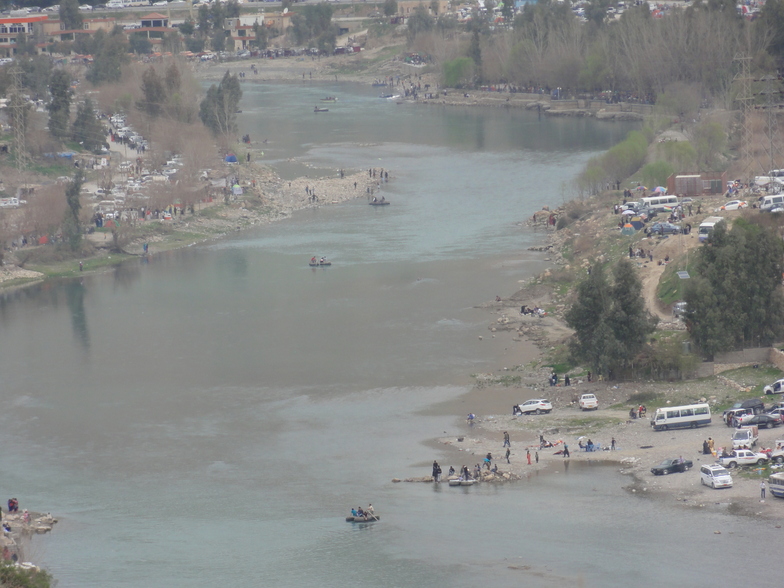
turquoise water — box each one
[5,84,775,588]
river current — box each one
[1,82,778,587]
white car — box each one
[516,399,552,415]
[720,200,748,211]
[579,394,598,410]
[764,378,784,394]
[700,464,733,488]
[717,449,768,468]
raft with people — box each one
[309,257,331,267]
[345,515,380,522]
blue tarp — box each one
[224,154,238,163]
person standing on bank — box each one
[503,431,510,447]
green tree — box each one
[198,5,212,35]
[59,0,84,31]
[129,32,153,55]
[211,28,227,52]
[179,20,195,36]
[407,4,434,40]
[443,56,474,87]
[185,35,206,53]
[383,0,398,17]
[762,0,784,58]
[199,70,242,136]
[252,22,269,50]
[565,259,657,377]
[467,28,482,80]
[85,30,129,85]
[72,98,105,152]
[47,69,72,139]
[691,120,726,170]
[137,66,166,117]
[0,561,52,588]
[63,169,84,251]
[684,219,784,355]
[225,0,241,18]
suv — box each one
[516,399,552,415]
[700,464,733,488]
[717,449,768,468]
[579,394,598,410]
[764,378,784,395]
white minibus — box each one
[650,403,711,431]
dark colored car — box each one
[651,458,693,475]
[647,222,682,235]
[742,414,782,429]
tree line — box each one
[410,0,777,105]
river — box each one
[2,83,778,588]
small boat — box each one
[369,200,390,206]
[314,107,329,113]
[386,95,401,101]
[309,261,332,267]
[320,97,337,102]
[448,479,476,486]
[379,93,394,99]
[346,515,380,522]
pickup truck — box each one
[579,394,598,411]
[732,425,758,449]
[718,449,768,468]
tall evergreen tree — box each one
[565,259,657,377]
[72,98,105,152]
[199,70,242,136]
[48,69,72,139]
[684,219,784,355]
[63,169,84,251]
[59,0,84,31]
[138,66,166,118]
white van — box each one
[698,216,725,242]
[641,195,679,212]
[700,464,733,489]
[650,403,711,431]
[759,194,784,212]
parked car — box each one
[718,449,769,468]
[739,414,782,429]
[700,464,733,488]
[723,398,765,421]
[764,378,784,395]
[515,399,552,415]
[765,408,784,422]
[651,457,693,475]
[647,222,681,235]
[578,394,598,410]
[721,200,748,211]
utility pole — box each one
[733,53,755,181]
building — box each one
[42,18,116,43]
[0,14,48,57]
[667,172,727,197]
[133,12,175,43]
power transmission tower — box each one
[733,53,755,178]
[755,74,784,175]
[9,65,30,175]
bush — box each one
[0,562,52,588]
[443,57,474,88]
